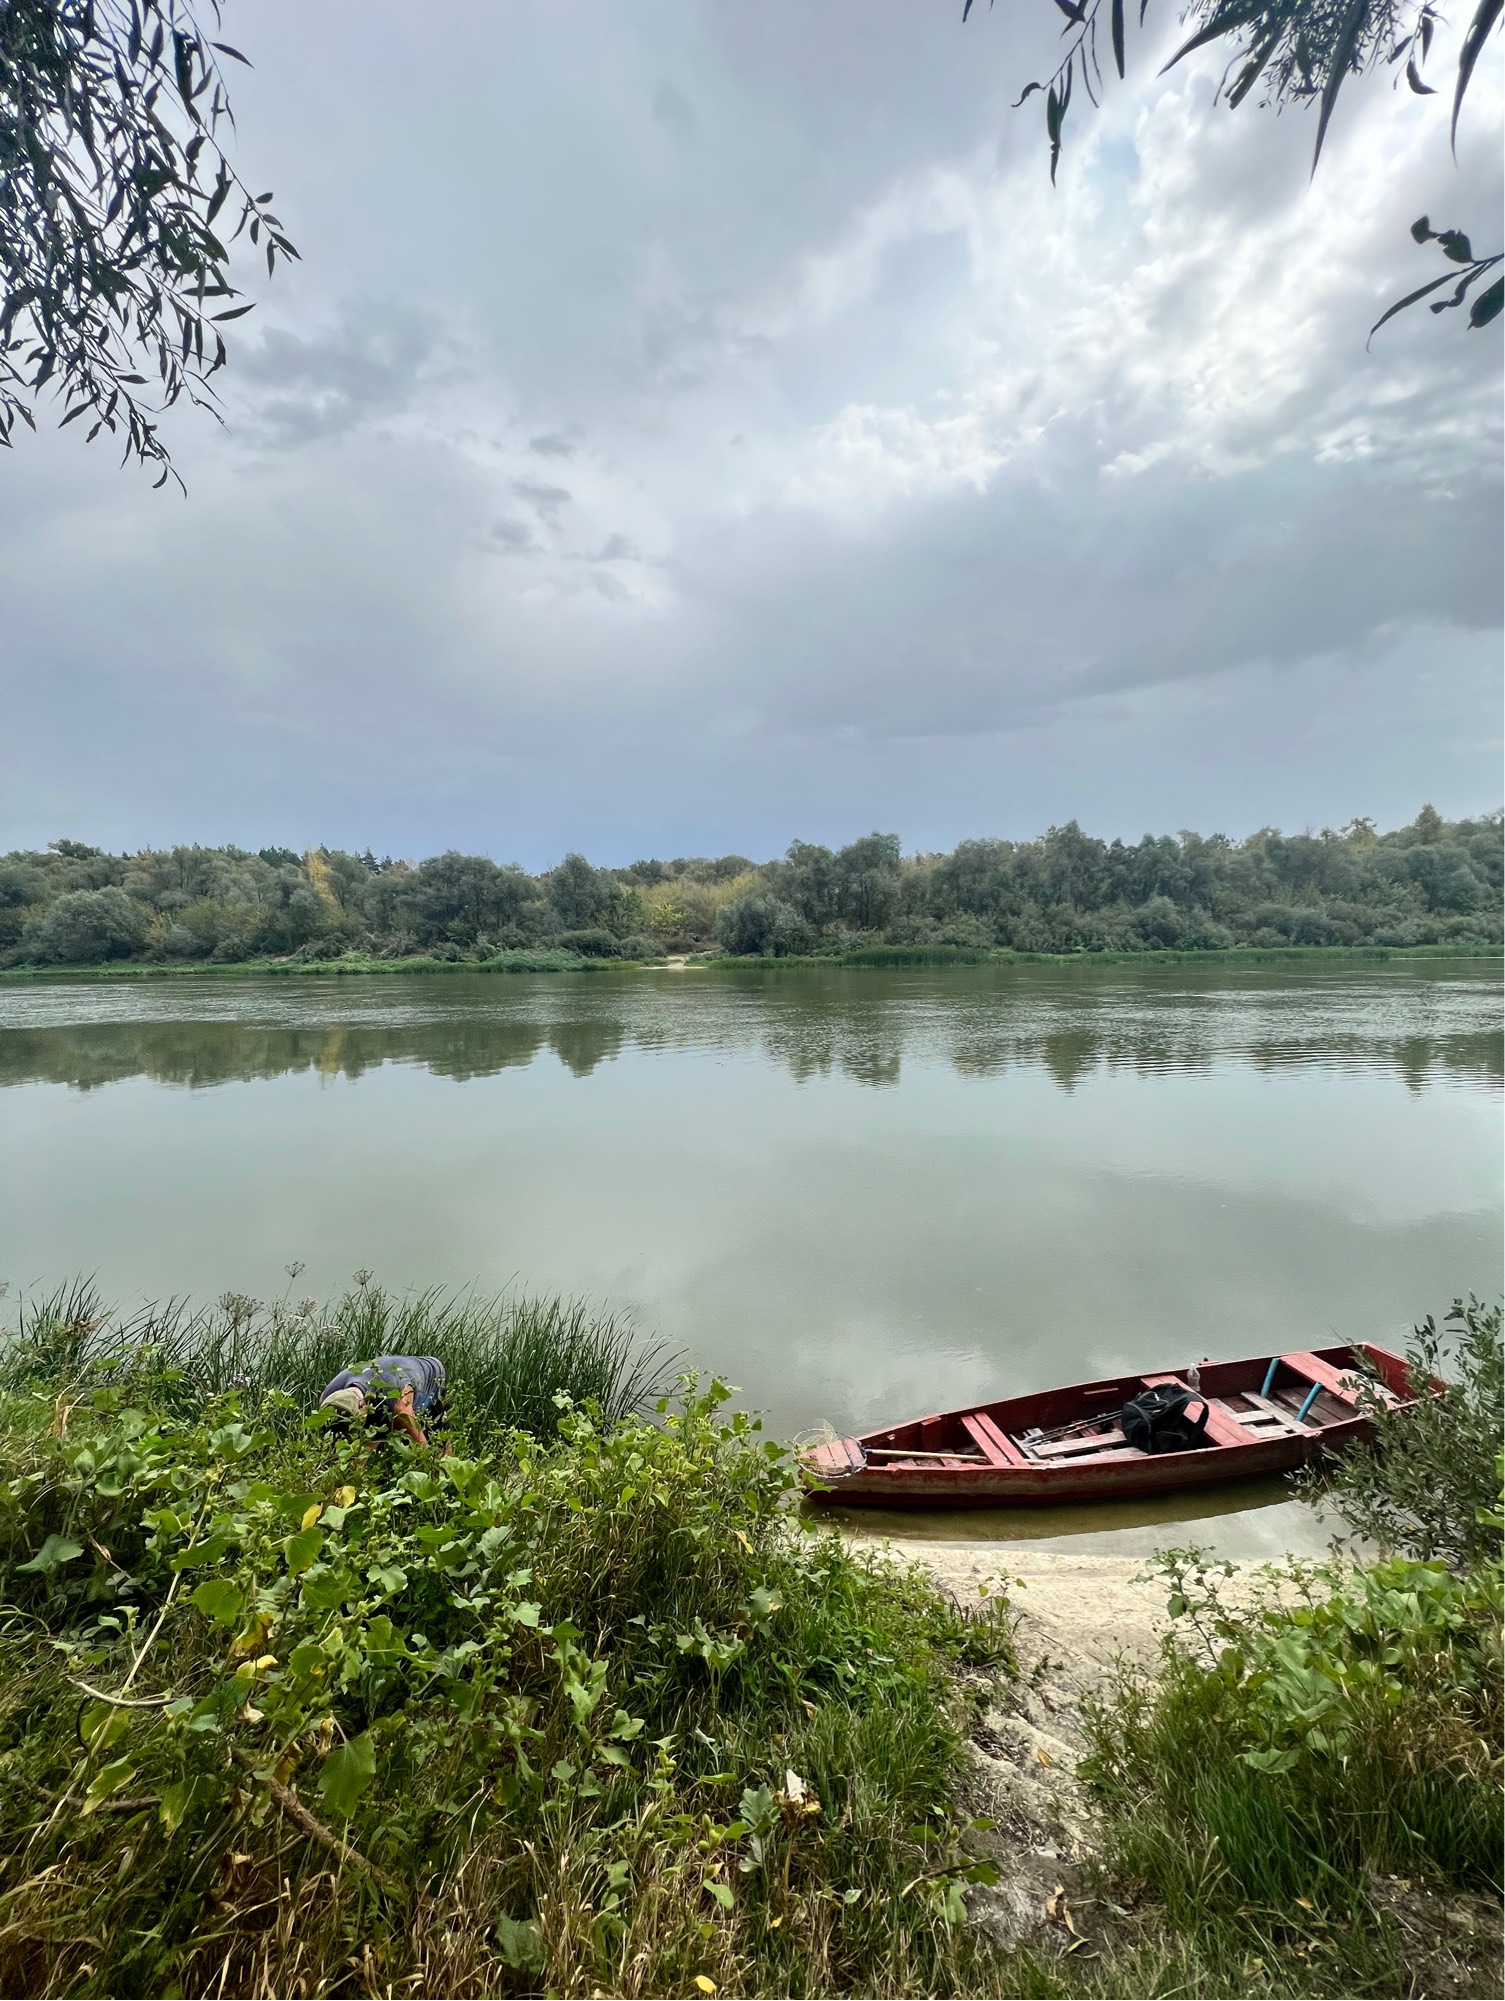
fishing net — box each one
[792,1419,867,1477]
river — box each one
[2,960,1498,1553]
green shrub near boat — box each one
[1076,1299,1504,1991]
[0,1354,1014,2000]
[1081,1548,1502,1920]
[1294,1295,1504,1571]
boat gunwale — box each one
[800,1341,1432,1508]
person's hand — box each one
[391,1384,428,1447]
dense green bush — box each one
[1297,1296,1504,1569]
[21,886,149,963]
[1076,1300,1504,1991]
[713,891,813,958]
[1083,1549,1502,1927]
[0,1377,1014,1999]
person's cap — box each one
[320,1387,366,1419]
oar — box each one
[862,1446,988,1461]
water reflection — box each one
[2,964,1499,1477]
[0,963,1498,1095]
[815,1475,1351,1562]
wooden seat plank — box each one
[1242,1392,1306,1434]
[961,1411,1029,1467]
[1281,1351,1389,1407]
[1140,1374,1249,1450]
[1029,1433,1139,1459]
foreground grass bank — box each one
[0,1286,1498,1998]
[0,1289,1019,2000]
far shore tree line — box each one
[0,807,1499,969]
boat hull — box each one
[802,1343,1424,1508]
[817,1424,1339,1506]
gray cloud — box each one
[0,0,1498,863]
[528,429,580,457]
[652,80,697,138]
[587,533,640,562]
[511,479,573,526]
[490,517,542,555]
[234,306,441,445]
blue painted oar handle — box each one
[1261,1357,1280,1397]
[1295,1381,1322,1423]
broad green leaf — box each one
[739,1784,774,1831]
[283,1526,323,1575]
[79,1702,130,1754]
[18,1533,83,1575]
[160,1772,218,1833]
[363,1615,406,1660]
[300,1565,354,1611]
[939,1879,968,1924]
[190,1577,243,1626]
[318,1732,376,1818]
[705,1879,735,1910]
[171,1533,232,1569]
[495,1915,544,1971]
[81,1758,136,1814]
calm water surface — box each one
[2,962,1499,1550]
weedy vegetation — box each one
[1293,1294,1504,1570]
[0,1294,1019,1999]
[3,1277,674,1444]
[0,1285,1498,1999]
[1074,1297,1504,1998]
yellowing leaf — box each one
[300,1503,321,1530]
[734,1529,753,1554]
[333,1485,356,1508]
[693,1980,718,1996]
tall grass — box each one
[1075,1545,1502,1994]
[0,1276,674,1440]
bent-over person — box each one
[319,1354,446,1447]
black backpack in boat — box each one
[1120,1384,1211,1455]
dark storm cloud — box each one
[0,0,1498,861]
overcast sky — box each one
[2,1,1500,866]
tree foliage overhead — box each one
[0,0,293,483]
[1,807,1498,967]
[968,0,1502,332]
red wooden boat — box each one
[800,1343,1432,1507]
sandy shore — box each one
[838,1532,1292,1951]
